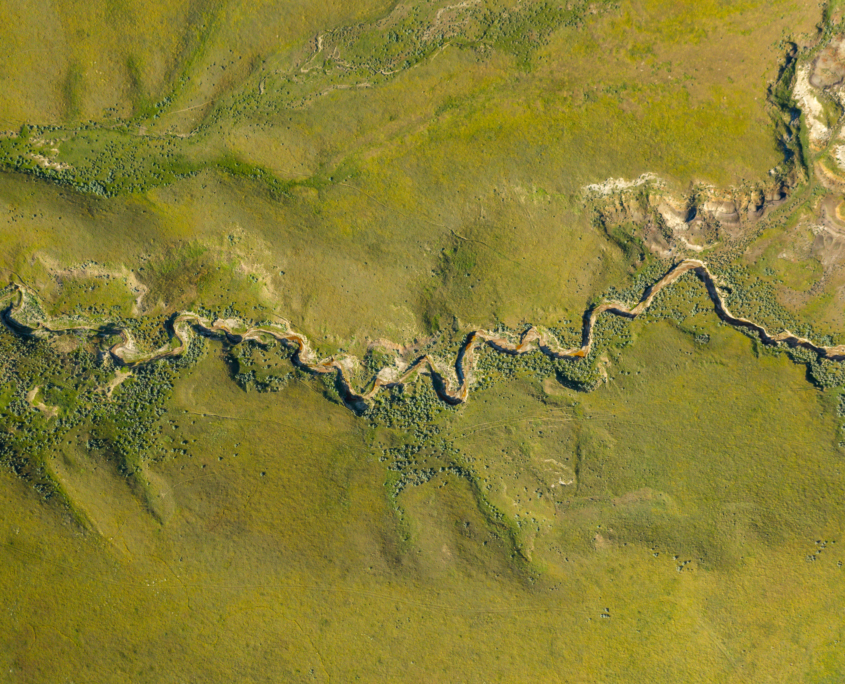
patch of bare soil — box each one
[25,386,58,419]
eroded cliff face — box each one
[585,34,816,260]
[590,179,792,258]
[592,27,845,253]
[792,30,845,189]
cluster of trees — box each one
[229,339,297,392]
[366,381,454,432]
[0,125,202,199]
[0,325,210,502]
[366,381,478,498]
[0,332,107,497]
[476,0,603,68]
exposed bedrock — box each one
[702,199,740,225]
[596,179,789,255]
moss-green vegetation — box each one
[4,315,845,681]
[0,0,823,350]
[0,324,206,510]
[4,0,845,680]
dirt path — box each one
[2,259,843,412]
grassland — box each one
[3,317,845,681]
[3,0,845,682]
[0,0,823,349]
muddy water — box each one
[2,259,842,410]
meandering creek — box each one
[3,259,842,411]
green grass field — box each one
[3,318,845,682]
[4,0,845,681]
